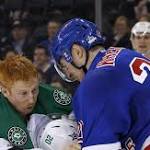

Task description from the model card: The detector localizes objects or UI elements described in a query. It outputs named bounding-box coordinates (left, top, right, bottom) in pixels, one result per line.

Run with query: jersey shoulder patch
left=53, top=89, right=72, bottom=106
left=96, top=47, right=123, bottom=68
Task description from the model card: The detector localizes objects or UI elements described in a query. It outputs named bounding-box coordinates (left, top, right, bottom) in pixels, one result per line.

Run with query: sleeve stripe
left=142, top=135, right=150, bottom=150
left=82, top=142, right=121, bottom=150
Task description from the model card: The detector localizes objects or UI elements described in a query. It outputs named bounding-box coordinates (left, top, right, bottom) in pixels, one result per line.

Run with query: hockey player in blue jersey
left=51, top=18, right=150, bottom=150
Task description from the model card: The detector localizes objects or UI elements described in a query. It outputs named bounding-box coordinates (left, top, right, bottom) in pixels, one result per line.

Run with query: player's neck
left=86, top=46, right=104, bottom=69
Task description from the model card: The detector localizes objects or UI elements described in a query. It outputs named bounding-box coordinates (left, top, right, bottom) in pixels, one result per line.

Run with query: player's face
left=131, top=33, right=150, bottom=54
left=5, top=78, right=39, bottom=117
left=59, top=58, right=85, bottom=82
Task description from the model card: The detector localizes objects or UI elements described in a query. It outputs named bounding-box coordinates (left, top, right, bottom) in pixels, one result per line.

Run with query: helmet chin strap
left=71, top=51, right=89, bottom=73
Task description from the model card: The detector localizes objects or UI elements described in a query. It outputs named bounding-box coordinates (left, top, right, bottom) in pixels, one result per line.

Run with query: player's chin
left=67, top=74, right=77, bottom=82
left=25, top=106, right=34, bottom=114
left=138, top=47, right=147, bottom=53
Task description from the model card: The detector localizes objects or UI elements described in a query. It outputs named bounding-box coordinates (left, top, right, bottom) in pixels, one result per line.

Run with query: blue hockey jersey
left=73, top=47, right=150, bottom=150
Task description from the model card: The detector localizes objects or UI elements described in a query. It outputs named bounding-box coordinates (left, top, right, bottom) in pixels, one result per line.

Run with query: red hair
left=0, top=55, right=38, bottom=88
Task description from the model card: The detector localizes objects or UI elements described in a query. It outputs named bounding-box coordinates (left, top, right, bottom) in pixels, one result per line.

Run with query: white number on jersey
left=129, top=57, right=150, bottom=84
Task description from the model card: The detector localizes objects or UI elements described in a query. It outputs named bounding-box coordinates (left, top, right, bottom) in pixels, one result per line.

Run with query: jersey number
left=129, top=57, right=150, bottom=84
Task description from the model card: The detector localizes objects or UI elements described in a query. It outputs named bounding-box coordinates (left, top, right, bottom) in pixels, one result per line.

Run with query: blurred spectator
left=40, top=19, right=62, bottom=61
left=1, top=45, right=17, bottom=60
left=139, top=13, right=150, bottom=21
left=134, top=0, right=150, bottom=20
left=33, top=44, right=56, bottom=84
left=50, top=74, right=66, bottom=89
left=112, top=16, right=132, bottom=48
left=3, top=20, right=36, bottom=60
left=9, top=9, right=22, bottom=20
left=119, top=0, right=150, bottom=24
left=47, top=20, right=61, bottom=40
left=130, top=21, right=150, bottom=57
left=37, top=68, right=47, bottom=83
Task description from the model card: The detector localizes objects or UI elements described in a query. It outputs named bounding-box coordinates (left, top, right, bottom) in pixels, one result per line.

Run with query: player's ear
left=1, top=86, right=10, bottom=98
left=72, top=44, right=84, bottom=59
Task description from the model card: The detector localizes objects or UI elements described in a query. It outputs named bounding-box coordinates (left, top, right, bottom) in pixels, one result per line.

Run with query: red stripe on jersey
left=144, top=144, right=150, bottom=150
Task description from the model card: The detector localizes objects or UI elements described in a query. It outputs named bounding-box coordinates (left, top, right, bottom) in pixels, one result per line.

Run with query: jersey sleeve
left=82, top=142, right=121, bottom=150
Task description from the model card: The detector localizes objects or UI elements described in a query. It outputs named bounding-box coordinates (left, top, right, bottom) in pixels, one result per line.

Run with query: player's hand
left=64, top=143, right=81, bottom=150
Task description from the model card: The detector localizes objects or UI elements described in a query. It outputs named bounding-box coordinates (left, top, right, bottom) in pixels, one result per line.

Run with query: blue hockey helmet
left=51, top=18, right=105, bottom=63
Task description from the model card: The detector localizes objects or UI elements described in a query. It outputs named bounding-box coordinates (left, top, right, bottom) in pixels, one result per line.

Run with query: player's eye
left=136, top=36, right=141, bottom=39
left=20, top=91, right=28, bottom=96
left=144, top=35, right=150, bottom=39
left=32, top=88, right=38, bottom=94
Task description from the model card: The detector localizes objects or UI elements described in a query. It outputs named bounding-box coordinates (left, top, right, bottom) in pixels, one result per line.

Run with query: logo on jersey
left=53, top=89, right=71, bottom=105
left=96, top=47, right=123, bottom=68
left=8, top=127, right=27, bottom=146
left=77, top=120, right=84, bottom=144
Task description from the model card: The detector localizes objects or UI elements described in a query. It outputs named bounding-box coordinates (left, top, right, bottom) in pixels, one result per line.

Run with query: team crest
left=53, top=89, right=71, bottom=105
left=8, top=127, right=27, bottom=146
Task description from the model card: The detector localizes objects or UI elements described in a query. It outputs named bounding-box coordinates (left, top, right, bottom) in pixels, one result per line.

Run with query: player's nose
left=28, top=93, right=35, bottom=104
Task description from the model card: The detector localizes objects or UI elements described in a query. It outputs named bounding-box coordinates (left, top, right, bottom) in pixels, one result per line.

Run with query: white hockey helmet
left=131, top=21, right=150, bottom=38
left=39, top=116, right=77, bottom=150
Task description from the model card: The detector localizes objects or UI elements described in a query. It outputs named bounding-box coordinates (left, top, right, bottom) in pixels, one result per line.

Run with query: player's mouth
left=139, top=45, right=147, bottom=49
left=69, top=74, right=77, bottom=81
left=67, top=73, right=74, bottom=79
left=26, top=105, right=34, bottom=111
